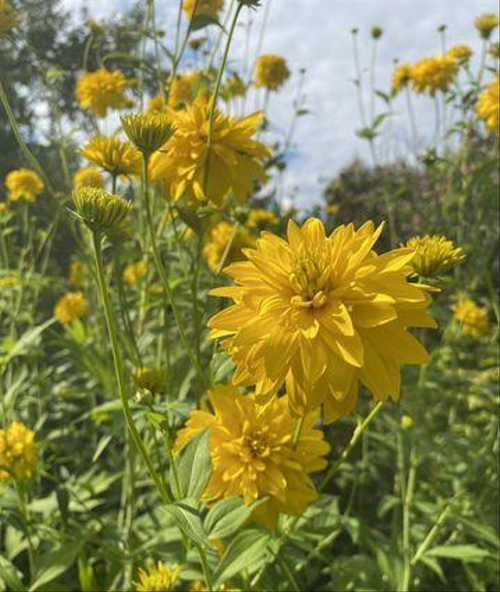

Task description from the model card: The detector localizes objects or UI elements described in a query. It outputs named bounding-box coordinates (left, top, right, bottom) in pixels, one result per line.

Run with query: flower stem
left=91, top=231, right=170, bottom=504
left=203, top=1, right=244, bottom=194
left=141, top=157, right=208, bottom=389
left=319, top=401, right=384, bottom=492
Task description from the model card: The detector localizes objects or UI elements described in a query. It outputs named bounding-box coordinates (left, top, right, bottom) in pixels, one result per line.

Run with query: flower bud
left=121, top=113, right=174, bottom=157
left=72, top=188, right=132, bottom=235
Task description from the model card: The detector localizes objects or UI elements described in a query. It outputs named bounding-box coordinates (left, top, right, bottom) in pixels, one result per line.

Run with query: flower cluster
left=203, top=221, right=255, bottom=272
left=54, top=291, right=89, bottom=325
left=209, top=218, right=435, bottom=421
left=452, top=296, right=489, bottom=339
left=254, top=54, right=290, bottom=92
left=135, top=562, right=182, bottom=592
left=0, top=422, right=37, bottom=482
left=406, top=235, right=465, bottom=277
left=175, top=385, right=330, bottom=529
left=477, top=78, right=499, bottom=134
left=76, top=68, right=134, bottom=118
left=5, top=169, right=44, bottom=203
left=149, top=97, right=270, bottom=206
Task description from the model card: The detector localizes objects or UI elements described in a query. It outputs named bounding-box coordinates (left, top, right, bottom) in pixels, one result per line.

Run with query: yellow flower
left=149, top=97, right=270, bottom=206
left=477, top=78, right=500, bottom=134
left=209, top=219, right=436, bottom=422
left=410, top=55, right=458, bottom=95
left=76, top=68, right=134, bottom=118
left=405, top=235, right=465, bottom=277
left=0, top=274, right=19, bottom=289
left=168, top=71, right=204, bottom=109
left=474, top=13, right=499, bottom=39
left=452, top=296, right=489, bottom=339
left=81, top=136, right=142, bottom=176
left=326, top=204, right=340, bottom=217
left=392, top=63, right=413, bottom=93
left=134, top=367, right=168, bottom=394
left=254, top=54, right=291, bottom=91
left=73, top=167, right=104, bottom=190
left=148, top=95, right=166, bottom=114
left=135, top=562, right=181, bottom=592
left=0, top=0, right=17, bottom=38
left=123, top=261, right=148, bottom=286
left=174, top=385, right=330, bottom=530
left=183, top=0, right=224, bottom=20
left=447, top=45, right=473, bottom=64
left=247, top=209, right=279, bottom=232
left=203, top=221, right=256, bottom=272
left=0, top=422, right=37, bottom=482
left=190, top=583, right=239, bottom=592
left=69, top=261, right=86, bottom=288
left=54, top=292, right=89, bottom=325
left=5, top=169, right=44, bottom=203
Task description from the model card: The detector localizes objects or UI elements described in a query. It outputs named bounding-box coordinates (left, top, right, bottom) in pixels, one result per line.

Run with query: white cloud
left=62, top=0, right=499, bottom=207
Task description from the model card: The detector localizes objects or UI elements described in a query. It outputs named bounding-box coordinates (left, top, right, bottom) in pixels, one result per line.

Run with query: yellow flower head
left=69, top=261, right=86, bottom=288
left=0, top=422, right=37, bottom=482
left=452, top=296, right=489, bottom=339
left=183, top=0, right=224, bottom=20
left=175, top=385, right=330, bottom=530
left=203, top=221, right=256, bottom=272
left=254, top=54, right=291, bottom=91
left=247, top=208, right=279, bottom=232
left=410, top=55, right=458, bottom=95
left=134, top=367, right=168, bottom=394
left=0, top=274, right=19, bottom=289
left=447, top=45, right=473, bottom=64
left=477, top=78, right=500, bottom=134
left=81, top=136, right=142, bottom=176
left=5, top=169, right=44, bottom=203
left=0, top=0, right=17, bottom=38
left=149, top=97, right=271, bottom=206
left=121, top=113, right=174, bottom=156
left=148, top=95, right=166, bottom=114
left=400, top=415, right=415, bottom=430
left=76, top=68, right=134, bottom=118
left=54, top=291, right=88, bottom=325
left=135, top=562, right=182, bottom=592
left=169, top=71, right=205, bottom=109
left=392, top=63, right=413, bottom=93
left=474, top=13, right=499, bottom=39
left=209, top=219, right=436, bottom=422
left=73, top=167, right=104, bottom=191
left=405, top=235, right=465, bottom=277
left=123, top=260, right=148, bottom=286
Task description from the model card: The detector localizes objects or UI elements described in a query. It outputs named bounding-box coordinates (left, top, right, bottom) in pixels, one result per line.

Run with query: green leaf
left=213, top=529, right=270, bottom=585
left=204, top=497, right=255, bottom=540
left=0, top=556, right=25, bottom=591
left=175, top=206, right=205, bottom=236
left=92, top=434, right=113, bottom=463
left=0, top=319, right=55, bottom=367
left=176, top=430, right=212, bottom=500
left=190, top=14, right=222, bottom=31
left=425, top=544, right=491, bottom=562
left=29, top=542, right=81, bottom=591
left=163, top=500, right=208, bottom=547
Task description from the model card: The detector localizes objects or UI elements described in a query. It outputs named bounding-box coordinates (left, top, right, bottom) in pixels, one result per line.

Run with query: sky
left=62, top=0, right=499, bottom=208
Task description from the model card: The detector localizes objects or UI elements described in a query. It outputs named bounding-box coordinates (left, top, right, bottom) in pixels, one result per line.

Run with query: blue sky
left=63, top=0, right=499, bottom=207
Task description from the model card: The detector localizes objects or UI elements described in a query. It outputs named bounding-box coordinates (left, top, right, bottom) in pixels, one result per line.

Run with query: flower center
left=289, top=256, right=331, bottom=309
left=243, top=434, right=270, bottom=459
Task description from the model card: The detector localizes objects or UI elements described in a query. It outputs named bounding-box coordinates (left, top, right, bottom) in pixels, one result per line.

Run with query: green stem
left=141, top=157, right=208, bottom=388
left=401, top=446, right=417, bottom=592
left=91, top=231, right=170, bottom=504
left=15, top=482, right=36, bottom=582
left=197, top=545, right=213, bottom=591
left=203, top=1, right=244, bottom=194
left=319, top=401, right=384, bottom=492
left=277, top=553, right=301, bottom=592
